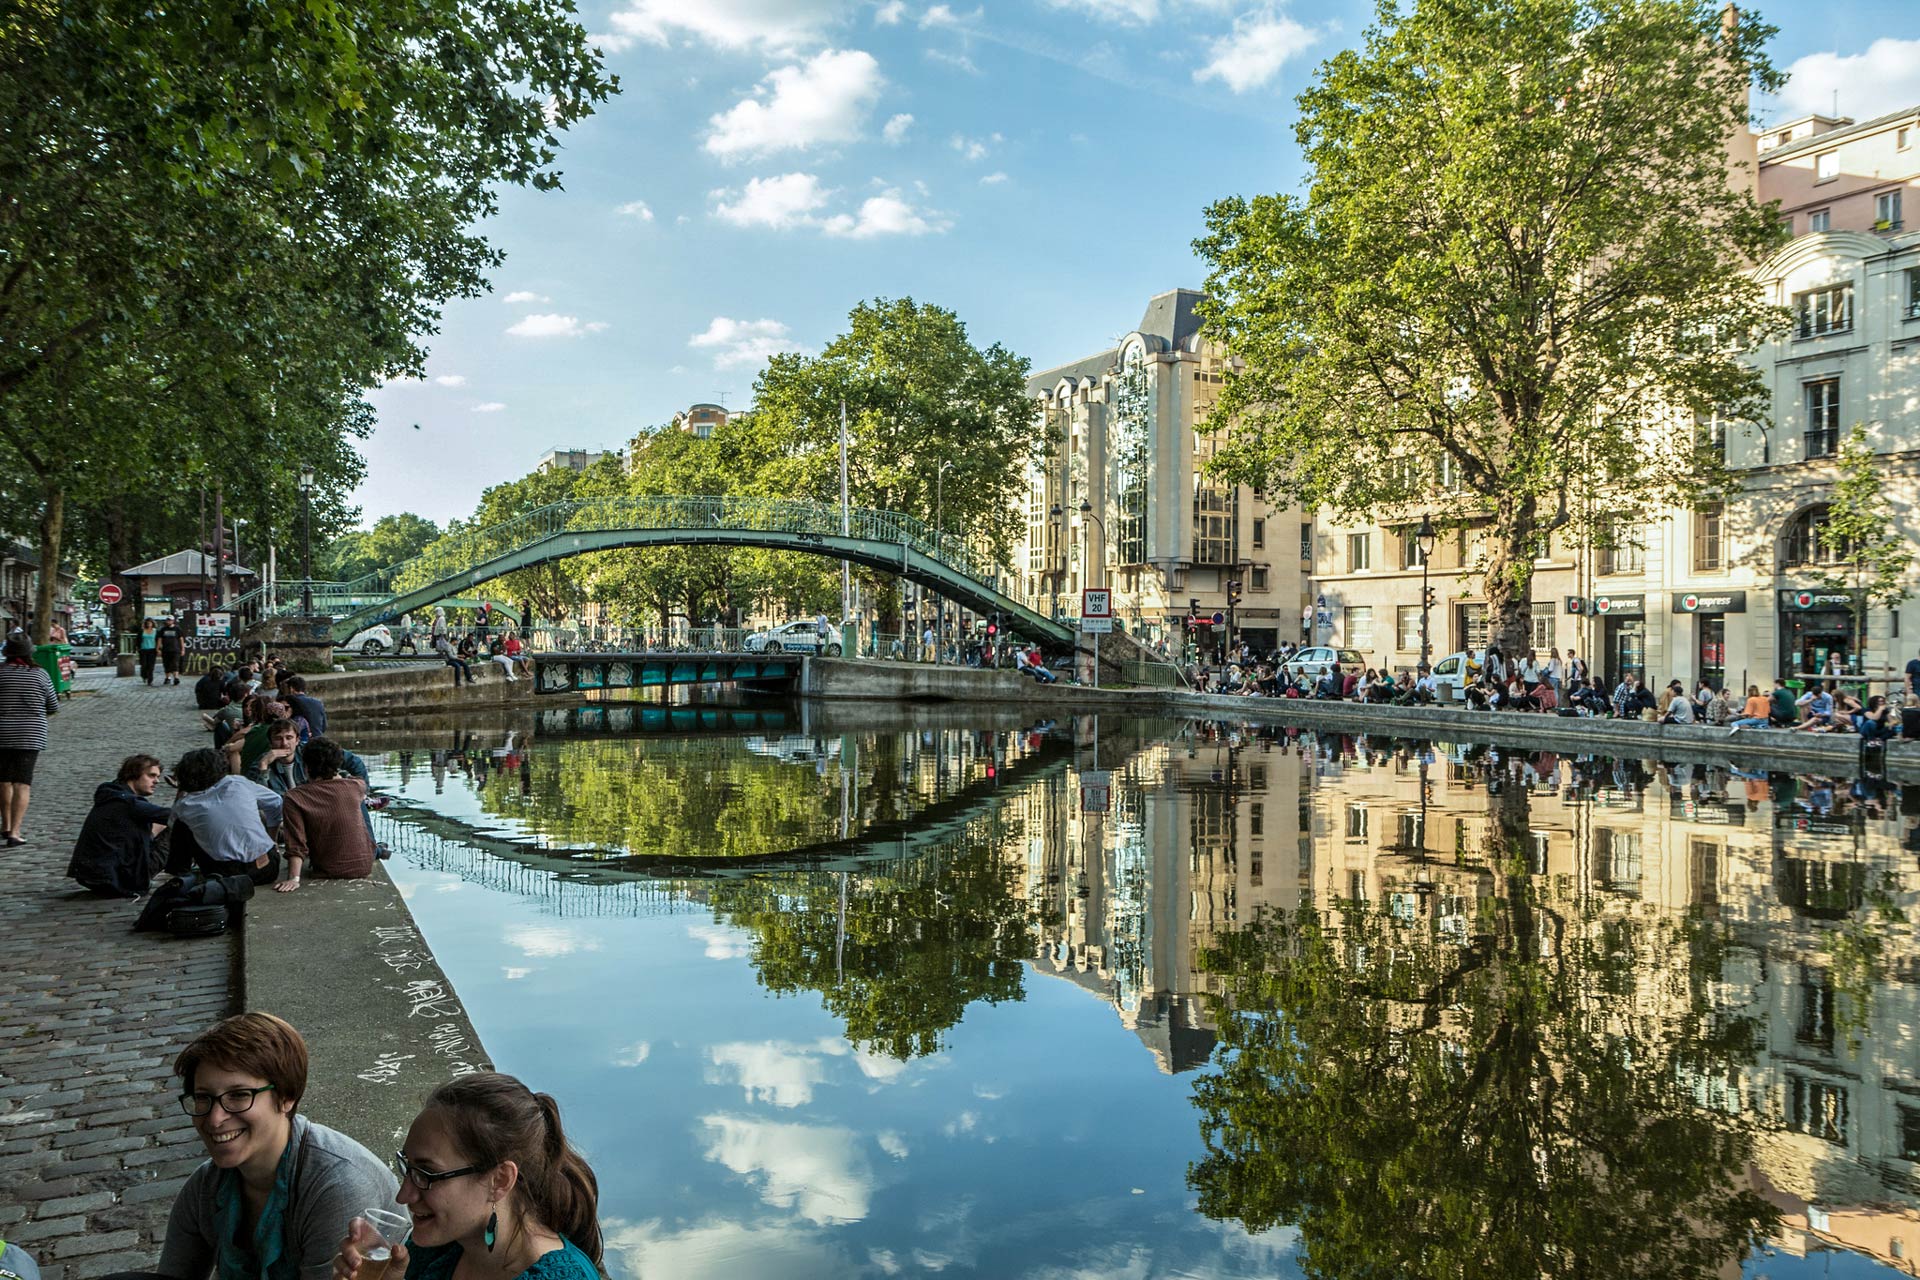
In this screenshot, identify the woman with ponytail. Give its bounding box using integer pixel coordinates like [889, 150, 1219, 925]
[332, 1074, 602, 1280]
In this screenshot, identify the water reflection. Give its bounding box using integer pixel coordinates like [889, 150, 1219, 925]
[347, 710, 1920, 1277]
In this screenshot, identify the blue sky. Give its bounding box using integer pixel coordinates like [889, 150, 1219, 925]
[359, 0, 1920, 527]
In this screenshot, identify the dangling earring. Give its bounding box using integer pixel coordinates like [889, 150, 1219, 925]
[484, 1206, 498, 1252]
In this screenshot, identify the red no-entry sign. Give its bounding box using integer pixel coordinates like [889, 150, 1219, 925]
[98, 583, 123, 605]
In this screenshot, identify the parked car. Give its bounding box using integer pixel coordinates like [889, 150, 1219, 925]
[744, 620, 843, 655]
[1279, 646, 1365, 681]
[1427, 651, 1476, 695]
[343, 623, 395, 656]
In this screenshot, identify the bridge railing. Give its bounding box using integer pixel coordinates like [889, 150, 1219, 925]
[237, 495, 1057, 628]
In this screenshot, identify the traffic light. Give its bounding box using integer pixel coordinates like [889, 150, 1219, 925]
[1423, 586, 1438, 610]
[1227, 579, 1243, 606]
[1188, 598, 1199, 617]
[987, 613, 999, 637]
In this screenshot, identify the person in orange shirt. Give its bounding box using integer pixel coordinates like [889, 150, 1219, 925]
[1730, 685, 1772, 730]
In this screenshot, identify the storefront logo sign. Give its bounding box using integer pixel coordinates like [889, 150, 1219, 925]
[1592, 595, 1644, 616]
[1671, 591, 1747, 614]
[1781, 589, 1856, 610]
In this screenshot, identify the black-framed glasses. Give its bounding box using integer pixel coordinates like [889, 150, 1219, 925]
[180, 1085, 275, 1117]
[392, 1151, 485, 1192]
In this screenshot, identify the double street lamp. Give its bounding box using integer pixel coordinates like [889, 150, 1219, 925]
[1416, 513, 1437, 669]
[299, 465, 315, 616]
[933, 459, 955, 665]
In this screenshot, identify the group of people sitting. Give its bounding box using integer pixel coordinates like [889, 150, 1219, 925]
[67, 667, 385, 898]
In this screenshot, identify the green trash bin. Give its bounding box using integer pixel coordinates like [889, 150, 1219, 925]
[33, 642, 71, 696]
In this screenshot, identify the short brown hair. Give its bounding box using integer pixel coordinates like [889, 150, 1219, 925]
[117, 754, 163, 783]
[174, 1012, 309, 1108]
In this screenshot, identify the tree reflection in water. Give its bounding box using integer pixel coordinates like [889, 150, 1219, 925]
[1187, 775, 1778, 1278]
[705, 807, 1051, 1061]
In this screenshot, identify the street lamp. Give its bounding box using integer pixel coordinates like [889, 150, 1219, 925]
[933, 459, 955, 665]
[1077, 499, 1107, 587]
[298, 465, 315, 616]
[1416, 513, 1437, 669]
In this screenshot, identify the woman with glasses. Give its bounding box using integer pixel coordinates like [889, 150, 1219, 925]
[334, 1073, 602, 1280]
[156, 1013, 396, 1280]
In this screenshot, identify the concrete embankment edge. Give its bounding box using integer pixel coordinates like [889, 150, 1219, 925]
[244, 866, 493, 1155]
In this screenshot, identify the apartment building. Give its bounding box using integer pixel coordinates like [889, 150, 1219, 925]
[671, 402, 731, 440]
[1014, 289, 1310, 658]
[534, 447, 610, 474]
[1310, 104, 1920, 688]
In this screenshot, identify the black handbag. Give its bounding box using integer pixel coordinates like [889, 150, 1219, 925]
[166, 904, 229, 937]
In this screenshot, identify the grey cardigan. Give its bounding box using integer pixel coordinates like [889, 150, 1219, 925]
[158, 1115, 399, 1280]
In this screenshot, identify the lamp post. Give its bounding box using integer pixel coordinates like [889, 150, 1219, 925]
[298, 466, 315, 616]
[934, 459, 954, 665]
[1077, 499, 1107, 587]
[1416, 513, 1437, 670]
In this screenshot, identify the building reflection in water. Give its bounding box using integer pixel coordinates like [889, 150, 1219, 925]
[360, 711, 1920, 1275]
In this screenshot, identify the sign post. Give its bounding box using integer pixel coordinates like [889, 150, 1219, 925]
[1081, 587, 1113, 689]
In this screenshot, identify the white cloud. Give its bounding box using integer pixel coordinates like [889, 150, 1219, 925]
[603, 1218, 849, 1280]
[501, 290, 550, 304]
[587, 31, 636, 53]
[874, 0, 906, 23]
[979, 171, 1007, 185]
[616, 199, 655, 221]
[503, 924, 601, 957]
[1779, 39, 1920, 121]
[876, 1131, 910, 1159]
[605, 0, 844, 53]
[433, 374, 467, 387]
[502, 966, 531, 979]
[949, 131, 1000, 160]
[881, 112, 914, 143]
[472, 402, 508, 413]
[614, 1041, 652, 1067]
[687, 921, 753, 959]
[919, 3, 973, 26]
[705, 49, 884, 160]
[711, 172, 834, 228]
[701, 1115, 874, 1225]
[505, 313, 609, 338]
[690, 317, 806, 370]
[924, 48, 979, 74]
[1045, 0, 1158, 24]
[1195, 11, 1318, 93]
[821, 190, 948, 238]
[708, 1038, 843, 1107]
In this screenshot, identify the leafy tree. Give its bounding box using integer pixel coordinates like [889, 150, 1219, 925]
[322, 514, 444, 582]
[1813, 424, 1914, 672]
[1187, 783, 1776, 1277]
[469, 466, 589, 621]
[1194, 0, 1785, 655]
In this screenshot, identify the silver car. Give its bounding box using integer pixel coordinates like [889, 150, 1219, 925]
[1280, 646, 1365, 681]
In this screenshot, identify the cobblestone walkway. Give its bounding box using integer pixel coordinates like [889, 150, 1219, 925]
[1, 669, 236, 1278]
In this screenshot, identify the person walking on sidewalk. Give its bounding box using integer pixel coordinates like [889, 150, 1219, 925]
[0, 635, 58, 848]
[157, 615, 185, 686]
[139, 618, 159, 684]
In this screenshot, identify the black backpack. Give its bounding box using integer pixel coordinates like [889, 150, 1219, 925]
[132, 871, 256, 935]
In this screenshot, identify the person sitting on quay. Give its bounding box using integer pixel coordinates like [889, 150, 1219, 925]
[1729, 684, 1773, 730]
[170, 747, 284, 886]
[335, 1073, 605, 1280]
[276, 738, 377, 894]
[1611, 673, 1651, 721]
[1856, 694, 1896, 740]
[1530, 676, 1558, 712]
[154, 1012, 397, 1280]
[1704, 686, 1736, 727]
[281, 674, 329, 739]
[1792, 681, 1837, 731]
[65, 754, 169, 898]
[434, 631, 475, 687]
[193, 666, 229, 712]
[1661, 682, 1697, 725]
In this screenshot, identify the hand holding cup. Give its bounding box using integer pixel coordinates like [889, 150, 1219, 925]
[335, 1208, 410, 1280]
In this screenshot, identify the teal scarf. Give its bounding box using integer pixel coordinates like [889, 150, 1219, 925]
[213, 1128, 300, 1280]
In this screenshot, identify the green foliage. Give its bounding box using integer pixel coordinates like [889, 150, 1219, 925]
[1814, 424, 1915, 660]
[1187, 788, 1776, 1277]
[322, 514, 443, 582]
[1194, 0, 1786, 653]
[468, 467, 590, 620]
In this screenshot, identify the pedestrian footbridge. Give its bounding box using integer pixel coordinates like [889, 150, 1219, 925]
[227, 495, 1069, 648]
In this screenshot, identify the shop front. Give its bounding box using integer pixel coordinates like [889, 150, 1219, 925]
[1672, 590, 1746, 689]
[1777, 588, 1859, 678]
[1592, 594, 1646, 686]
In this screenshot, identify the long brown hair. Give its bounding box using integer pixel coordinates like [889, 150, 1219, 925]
[426, 1073, 603, 1271]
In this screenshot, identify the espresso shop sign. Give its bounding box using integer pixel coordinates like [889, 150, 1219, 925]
[1591, 594, 1645, 616]
[1779, 589, 1857, 611]
[1671, 591, 1747, 614]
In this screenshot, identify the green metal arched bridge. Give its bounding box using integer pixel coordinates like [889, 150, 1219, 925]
[228, 495, 1070, 647]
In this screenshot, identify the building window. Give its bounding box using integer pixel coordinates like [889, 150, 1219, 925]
[1528, 612, 1553, 651]
[1397, 526, 1429, 570]
[1251, 517, 1264, 549]
[1299, 522, 1312, 563]
[1794, 284, 1853, 338]
[1786, 1073, 1849, 1145]
[1804, 378, 1840, 457]
[1778, 214, 1795, 237]
[1345, 805, 1368, 840]
[1460, 602, 1489, 653]
[1348, 606, 1375, 650]
[1397, 605, 1422, 651]
[1878, 190, 1904, 230]
[1815, 150, 1838, 182]
[1908, 267, 1920, 319]
[1437, 454, 1462, 491]
[1347, 532, 1371, 572]
[1251, 566, 1269, 591]
[1696, 408, 1729, 461]
[1901, 126, 1913, 151]
[1782, 504, 1851, 568]
[1795, 965, 1835, 1052]
[1597, 523, 1643, 576]
[1193, 487, 1236, 566]
[1693, 502, 1723, 572]
[1808, 208, 1830, 232]
[1596, 828, 1642, 894]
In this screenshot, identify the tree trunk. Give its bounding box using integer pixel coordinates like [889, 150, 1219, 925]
[1483, 496, 1539, 661]
[104, 498, 140, 636]
[33, 484, 65, 644]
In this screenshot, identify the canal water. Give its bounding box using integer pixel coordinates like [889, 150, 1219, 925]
[340, 700, 1920, 1279]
